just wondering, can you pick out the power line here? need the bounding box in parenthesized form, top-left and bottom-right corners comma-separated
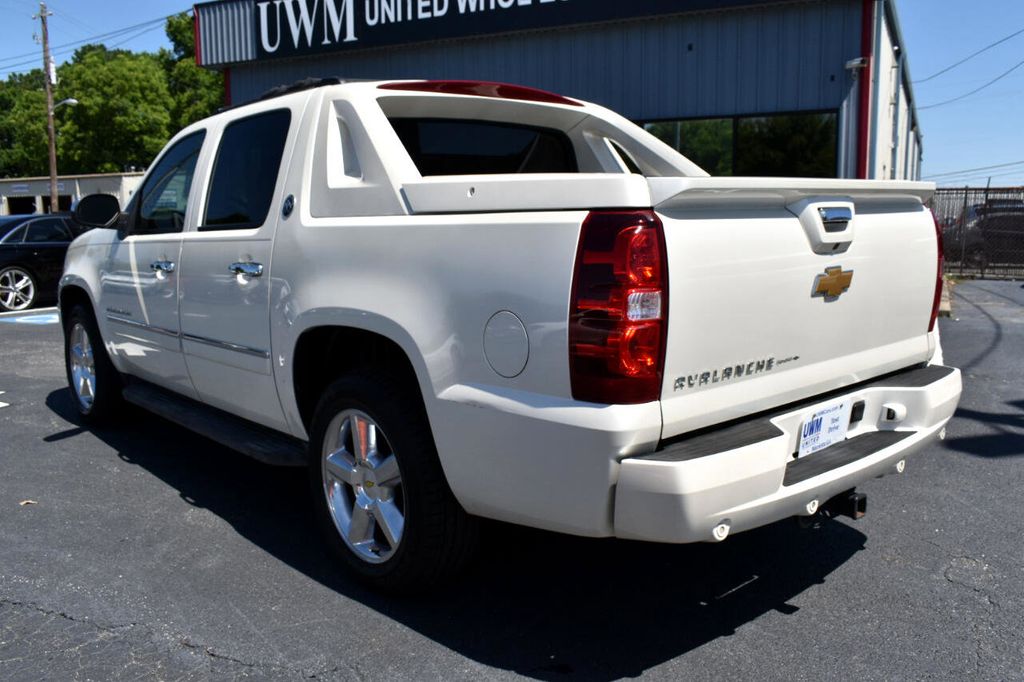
(918, 57, 1024, 110)
(107, 24, 166, 51)
(0, 11, 184, 69)
(935, 170, 1024, 186)
(914, 26, 1024, 84)
(48, 1, 101, 34)
(936, 169, 1024, 182)
(932, 166, 1024, 184)
(924, 159, 1024, 179)
(0, 17, 178, 75)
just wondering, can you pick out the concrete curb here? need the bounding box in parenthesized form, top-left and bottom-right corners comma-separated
(939, 277, 953, 317)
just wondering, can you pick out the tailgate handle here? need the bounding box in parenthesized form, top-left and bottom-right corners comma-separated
(818, 206, 852, 233)
(788, 197, 856, 254)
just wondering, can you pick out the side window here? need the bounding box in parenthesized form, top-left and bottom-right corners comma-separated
(203, 109, 291, 230)
(25, 218, 73, 243)
(2, 225, 27, 244)
(135, 131, 206, 235)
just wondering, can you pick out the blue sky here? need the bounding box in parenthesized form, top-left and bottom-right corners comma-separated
(900, 0, 1024, 187)
(0, 0, 188, 77)
(0, 0, 1021, 187)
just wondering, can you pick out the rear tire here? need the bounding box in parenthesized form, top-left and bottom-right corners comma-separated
(63, 304, 123, 423)
(308, 369, 477, 592)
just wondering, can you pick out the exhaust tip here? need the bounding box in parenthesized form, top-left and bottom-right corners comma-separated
(894, 459, 906, 474)
(805, 499, 820, 515)
(712, 522, 730, 542)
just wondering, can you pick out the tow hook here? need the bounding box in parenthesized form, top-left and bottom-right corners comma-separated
(821, 488, 867, 520)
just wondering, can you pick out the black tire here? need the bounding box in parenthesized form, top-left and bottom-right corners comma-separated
(966, 248, 988, 273)
(63, 304, 123, 423)
(308, 369, 478, 592)
(0, 265, 37, 312)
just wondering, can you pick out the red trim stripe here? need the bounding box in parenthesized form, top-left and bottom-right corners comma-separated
(193, 6, 202, 65)
(856, 0, 874, 179)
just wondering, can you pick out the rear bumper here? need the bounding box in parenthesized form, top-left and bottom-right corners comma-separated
(614, 365, 962, 543)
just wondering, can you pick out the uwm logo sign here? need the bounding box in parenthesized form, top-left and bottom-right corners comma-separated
(255, 0, 569, 60)
(250, 0, 765, 61)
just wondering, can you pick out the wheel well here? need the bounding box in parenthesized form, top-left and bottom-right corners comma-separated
(292, 327, 424, 431)
(59, 285, 92, 322)
(0, 263, 39, 281)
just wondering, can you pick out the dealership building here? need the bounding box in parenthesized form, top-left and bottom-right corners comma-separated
(194, 0, 921, 181)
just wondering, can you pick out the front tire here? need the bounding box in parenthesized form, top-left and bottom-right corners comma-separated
(309, 369, 477, 592)
(63, 304, 123, 423)
(0, 266, 37, 312)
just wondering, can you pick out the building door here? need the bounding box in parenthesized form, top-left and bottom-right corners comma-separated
(179, 108, 293, 431)
(99, 131, 206, 397)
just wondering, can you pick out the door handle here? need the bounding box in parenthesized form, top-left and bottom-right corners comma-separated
(150, 260, 176, 274)
(229, 262, 263, 278)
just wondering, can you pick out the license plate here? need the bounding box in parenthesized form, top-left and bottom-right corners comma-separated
(797, 399, 853, 458)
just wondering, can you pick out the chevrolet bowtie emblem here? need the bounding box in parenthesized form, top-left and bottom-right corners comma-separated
(813, 266, 854, 300)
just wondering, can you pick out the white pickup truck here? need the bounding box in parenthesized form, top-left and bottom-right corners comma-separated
(61, 79, 961, 590)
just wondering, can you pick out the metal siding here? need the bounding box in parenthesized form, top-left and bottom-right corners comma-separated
(229, 1, 861, 122)
(198, 0, 254, 66)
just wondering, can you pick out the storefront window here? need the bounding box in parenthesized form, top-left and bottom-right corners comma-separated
(643, 112, 837, 178)
(645, 119, 733, 176)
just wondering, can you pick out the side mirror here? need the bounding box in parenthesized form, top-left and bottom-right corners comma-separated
(74, 194, 121, 229)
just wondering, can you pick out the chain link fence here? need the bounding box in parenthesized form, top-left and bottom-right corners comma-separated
(930, 187, 1024, 279)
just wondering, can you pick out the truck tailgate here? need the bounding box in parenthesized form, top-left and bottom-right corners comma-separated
(652, 178, 939, 439)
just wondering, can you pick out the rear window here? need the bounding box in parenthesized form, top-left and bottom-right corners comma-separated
(389, 118, 578, 176)
(25, 218, 72, 243)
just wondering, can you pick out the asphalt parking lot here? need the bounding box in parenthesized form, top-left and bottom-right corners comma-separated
(1, 281, 1022, 681)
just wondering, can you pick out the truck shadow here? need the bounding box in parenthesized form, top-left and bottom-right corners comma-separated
(46, 388, 867, 680)
(941, 401, 1024, 459)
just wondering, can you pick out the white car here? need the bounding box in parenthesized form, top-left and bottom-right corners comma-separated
(60, 79, 961, 591)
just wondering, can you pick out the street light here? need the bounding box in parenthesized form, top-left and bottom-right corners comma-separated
(46, 96, 78, 212)
(52, 97, 79, 113)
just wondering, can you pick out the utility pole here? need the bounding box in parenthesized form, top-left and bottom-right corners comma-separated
(34, 1, 58, 213)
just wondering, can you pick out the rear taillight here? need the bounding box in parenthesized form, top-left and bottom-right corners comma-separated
(928, 209, 945, 332)
(569, 210, 668, 404)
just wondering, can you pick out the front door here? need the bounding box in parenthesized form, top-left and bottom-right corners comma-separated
(179, 107, 294, 430)
(99, 131, 206, 396)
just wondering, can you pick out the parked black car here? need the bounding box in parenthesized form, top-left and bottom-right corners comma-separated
(0, 213, 81, 312)
(945, 201, 1024, 272)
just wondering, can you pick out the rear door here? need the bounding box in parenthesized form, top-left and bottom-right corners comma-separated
(178, 107, 294, 431)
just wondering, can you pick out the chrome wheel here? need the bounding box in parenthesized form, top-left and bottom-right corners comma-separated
(68, 322, 96, 411)
(321, 409, 405, 564)
(0, 267, 35, 311)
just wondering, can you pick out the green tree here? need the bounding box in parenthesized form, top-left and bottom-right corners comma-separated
(56, 45, 172, 174)
(0, 11, 223, 178)
(0, 72, 50, 177)
(162, 12, 223, 132)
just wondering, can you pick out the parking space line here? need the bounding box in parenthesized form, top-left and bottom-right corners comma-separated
(0, 309, 61, 325)
(0, 306, 58, 318)
(0, 392, 8, 409)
